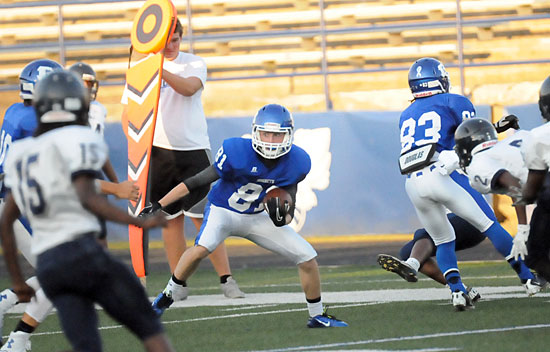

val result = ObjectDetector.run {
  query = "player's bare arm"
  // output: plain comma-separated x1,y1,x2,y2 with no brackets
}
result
75,174,165,229
161,70,202,97
102,159,119,183
493,170,523,198
0,194,35,302
98,179,139,201
493,170,527,223
521,169,548,204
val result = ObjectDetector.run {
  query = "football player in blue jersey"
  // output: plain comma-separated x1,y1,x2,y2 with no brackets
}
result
397,57,541,310
141,104,348,328
0,58,62,348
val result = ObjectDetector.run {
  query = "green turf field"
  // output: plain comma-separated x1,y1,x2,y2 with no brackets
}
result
2,261,549,351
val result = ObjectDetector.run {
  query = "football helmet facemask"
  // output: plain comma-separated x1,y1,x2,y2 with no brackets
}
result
33,70,90,126
539,75,550,123
19,59,63,100
69,62,99,101
408,57,450,99
252,104,294,159
454,118,498,170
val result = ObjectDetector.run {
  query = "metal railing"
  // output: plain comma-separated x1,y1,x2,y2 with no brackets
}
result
1,0,550,110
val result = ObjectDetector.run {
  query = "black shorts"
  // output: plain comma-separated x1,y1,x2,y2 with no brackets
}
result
526,174,550,268
149,146,212,217
36,235,163,351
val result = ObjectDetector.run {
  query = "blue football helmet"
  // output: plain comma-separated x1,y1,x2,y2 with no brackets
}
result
19,59,63,100
408,57,450,98
252,104,294,159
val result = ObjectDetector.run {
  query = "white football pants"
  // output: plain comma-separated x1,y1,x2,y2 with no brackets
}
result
197,204,317,265
405,164,493,246
0,203,54,323
0,201,36,267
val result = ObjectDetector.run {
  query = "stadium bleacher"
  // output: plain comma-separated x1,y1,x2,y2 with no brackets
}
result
0,0,549,117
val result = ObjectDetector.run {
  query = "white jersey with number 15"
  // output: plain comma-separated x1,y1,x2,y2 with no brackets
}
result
4,125,108,256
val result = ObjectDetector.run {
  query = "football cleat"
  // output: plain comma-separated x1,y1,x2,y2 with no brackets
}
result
451,290,474,312
307,308,348,328
0,288,20,346
377,254,418,282
152,292,174,316
522,274,549,297
0,331,31,352
221,277,245,299
466,286,481,303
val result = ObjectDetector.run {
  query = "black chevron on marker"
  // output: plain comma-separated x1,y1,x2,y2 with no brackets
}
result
128,151,148,174
128,109,154,135
128,193,143,214
127,70,159,98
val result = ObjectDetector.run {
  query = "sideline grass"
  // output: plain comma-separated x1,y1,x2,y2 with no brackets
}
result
2,261,550,351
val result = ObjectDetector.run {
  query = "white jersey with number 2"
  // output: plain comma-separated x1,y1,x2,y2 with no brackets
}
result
466,130,531,194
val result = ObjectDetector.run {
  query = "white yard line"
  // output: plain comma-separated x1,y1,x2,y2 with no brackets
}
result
5,285,547,314
251,324,550,352
3,286,550,343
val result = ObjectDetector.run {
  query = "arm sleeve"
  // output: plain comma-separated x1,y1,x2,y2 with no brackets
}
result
182,165,220,191
184,57,207,87
523,128,550,170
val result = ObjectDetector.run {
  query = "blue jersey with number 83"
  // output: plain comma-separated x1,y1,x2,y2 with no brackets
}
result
399,93,476,154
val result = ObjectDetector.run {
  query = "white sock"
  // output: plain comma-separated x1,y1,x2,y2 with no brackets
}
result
405,258,420,272
0,289,18,313
307,301,323,317
25,277,40,292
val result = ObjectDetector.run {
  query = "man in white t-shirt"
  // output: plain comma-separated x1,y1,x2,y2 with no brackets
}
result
122,19,243,298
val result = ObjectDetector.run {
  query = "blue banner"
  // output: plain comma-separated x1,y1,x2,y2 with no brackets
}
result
105,105,492,240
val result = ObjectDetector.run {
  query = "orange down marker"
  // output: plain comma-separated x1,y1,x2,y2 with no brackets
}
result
125,0,176,278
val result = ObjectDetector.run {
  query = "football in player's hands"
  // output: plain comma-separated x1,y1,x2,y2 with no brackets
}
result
263,187,293,227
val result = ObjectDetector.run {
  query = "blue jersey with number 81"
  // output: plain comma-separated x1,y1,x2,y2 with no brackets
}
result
209,137,311,214
399,93,476,154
